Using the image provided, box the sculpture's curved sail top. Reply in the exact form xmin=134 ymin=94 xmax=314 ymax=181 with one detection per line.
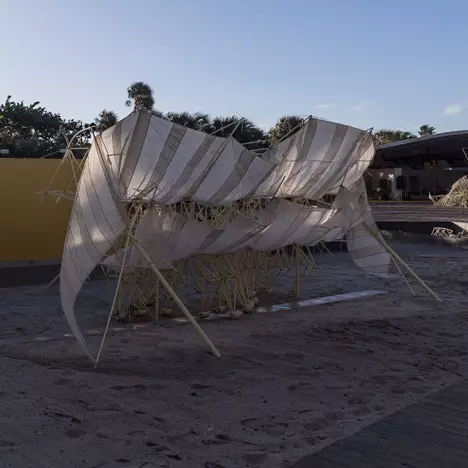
xmin=97 ymin=112 xmax=374 ymax=203
xmin=60 ymin=111 xmax=389 ymax=362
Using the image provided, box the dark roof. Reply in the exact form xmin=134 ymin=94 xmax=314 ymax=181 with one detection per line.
xmin=375 ymin=130 xmax=468 ymax=166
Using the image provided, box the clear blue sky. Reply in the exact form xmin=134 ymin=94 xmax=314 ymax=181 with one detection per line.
xmin=1 ymin=0 xmax=467 ymax=133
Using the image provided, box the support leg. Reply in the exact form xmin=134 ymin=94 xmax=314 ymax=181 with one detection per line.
xmin=131 ymin=237 xmax=222 ymax=358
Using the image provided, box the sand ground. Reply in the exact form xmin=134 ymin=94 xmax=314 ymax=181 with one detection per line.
xmin=1 ymin=242 xmax=468 ymax=468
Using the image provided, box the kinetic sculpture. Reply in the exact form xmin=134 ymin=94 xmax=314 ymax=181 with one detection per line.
xmin=47 ymin=111 xmax=437 ymax=365
xmin=430 ymin=175 xmax=468 ymax=234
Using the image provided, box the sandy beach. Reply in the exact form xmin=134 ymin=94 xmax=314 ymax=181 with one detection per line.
xmin=1 ymin=241 xmax=468 ymax=468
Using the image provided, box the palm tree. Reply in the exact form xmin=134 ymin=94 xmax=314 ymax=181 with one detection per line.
xmin=94 ymin=110 xmax=118 ymax=133
xmin=373 ymin=129 xmax=416 ymax=145
xmin=125 ymin=82 xmax=154 ymax=112
xmin=269 ymin=116 xmax=305 ymax=143
xmin=152 ymin=109 xmax=164 ymax=118
xmin=418 ymin=124 xmax=436 ymax=137
xmin=211 ymin=116 xmax=268 ymax=150
xmin=165 ymin=111 xmax=212 ymax=132
xmin=393 ymin=130 xmax=416 ymax=140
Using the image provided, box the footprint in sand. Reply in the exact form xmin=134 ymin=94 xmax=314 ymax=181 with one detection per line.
xmin=302 ymin=436 xmax=317 ymax=446
xmin=53 ymin=377 xmax=73 ymax=386
xmin=352 ymin=406 xmax=371 ymax=417
xmin=346 ymin=390 xmax=374 ymax=406
xmin=145 ymin=441 xmax=168 ymax=452
xmin=284 ymin=351 xmax=305 ymax=362
xmin=288 ymin=381 xmax=312 ymax=393
xmin=127 ymin=430 xmax=146 ymax=438
xmin=95 ymin=430 xmax=111 ymax=439
xmin=65 ymin=428 xmax=86 ymax=439
xmin=371 ymin=375 xmax=391 ymax=384
xmin=242 ymin=417 xmax=288 ymax=436
xmin=110 ymin=384 xmax=147 ymax=392
xmin=152 ymin=416 xmax=167 ymax=427
xmin=0 ymin=440 xmax=16 ymax=448
xmin=242 ymin=453 xmax=268 ymax=465
xmin=166 ymin=433 xmax=184 ymax=444
xmin=323 ymin=411 xmax=341 ymax=421
xmin=190 ymin=382 xmax=212 ymax=390
xmin=390 ymin=386 xmax=406 ymax=395
xmin=302 ymin=418 xmax=327 ymax=432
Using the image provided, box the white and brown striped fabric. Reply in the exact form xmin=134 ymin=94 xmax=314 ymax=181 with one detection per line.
xmin=60 ymin=111 xmax=385 ymax=361
xmin=92 ymin=112 xmax=374 ymax=204
xmin=103 ymin=200 xmax=338 ymax=272
xmin=342 ymin=182 xmax=391 ymax=277
xmin=60 ymin=142 xmax=126 ymax=363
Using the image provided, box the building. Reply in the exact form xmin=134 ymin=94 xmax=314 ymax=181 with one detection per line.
xmin=366 ymin=131 xmax=468 ymax=200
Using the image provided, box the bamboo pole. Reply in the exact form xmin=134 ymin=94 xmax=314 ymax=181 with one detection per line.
xmin=295 ymin=244 xmax=300 ymax=297
xmin=391 ymin=255 xmax=416 ymax=296
xmin=45 ymin=272 xmax=60 ymax=289
xmin=364 ymin=223 xmax=442 ymax=302
xmin=154 ymin=279 xmax=160 ymax=321
xmin=130 ymin=236 xmax=222 ymax=358
xmin=95 ymin=215 xmax=137 ymax=366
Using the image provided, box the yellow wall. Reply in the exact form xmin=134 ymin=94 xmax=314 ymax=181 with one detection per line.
xmin=0 ymin=159 xmax=75 ymax=262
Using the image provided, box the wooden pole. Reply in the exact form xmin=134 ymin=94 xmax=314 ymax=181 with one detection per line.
xmin=295 ymin=244 xmax=300 ymax=297
xmin=154 ymin=279 xmax=160 ymax=321
xmin=364 ymin=223 xmax=442 ymax=302
xmin=390 ymin=256 xmax=416 ymax=296
xmin=45 ymin=272 xmax=60 ymax=289
xmin=95 ymin=214 xmax=137 ymax=366
xmin=130 ymin=236 xmax=222 ymax=358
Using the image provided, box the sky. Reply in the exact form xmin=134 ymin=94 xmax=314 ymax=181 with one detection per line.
xmin=1 ymin=0 xmax=467 ymax=133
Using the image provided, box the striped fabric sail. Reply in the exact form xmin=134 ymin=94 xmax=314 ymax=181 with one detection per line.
xmin=60 ymin=111 xmax=388 ymax=361
xmin=103 ymin=200 xmax=338 ymax=272
xmin=95 ymin=113 xmax=374 ymax=204
xmin=342 ymin=181 xmax=391 ymax=276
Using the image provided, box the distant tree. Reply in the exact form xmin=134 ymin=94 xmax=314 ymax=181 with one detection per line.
xmin=0 ymin=95 xmax=87 ymax=157
xmin=94 ymin=110 xmax=118 ymax=133
xmin=373 ymin=129 xmax=416 ymax=146
xmin=418 ymin=124 xmax=436 ymax=137
xmin=125 ymin=82 xmax=154 ymax=111
xmin=393 ymin=130 xmax=416 ymax=140
xmin=269 ymin=115 xmax=305 ymax=143
xmin=165 ymin=111 xmax=212 ymax=132
xmin=211 ymin=116 xmax=269 ymax=150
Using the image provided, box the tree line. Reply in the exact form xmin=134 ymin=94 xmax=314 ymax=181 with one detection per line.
xmin=0 ymin=96 xmax=88 ymax=157
xmin=0 ymin=81 xmax=437 ymax=157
